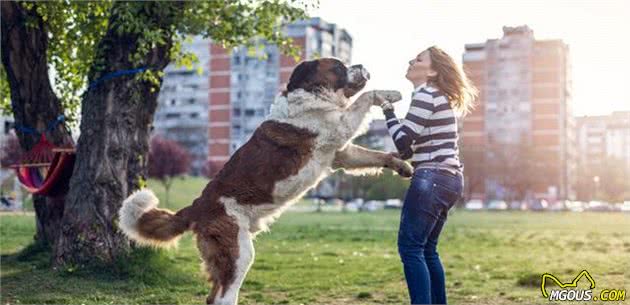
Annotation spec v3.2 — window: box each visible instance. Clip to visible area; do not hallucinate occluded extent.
[190,113,199,118]
[233,109,241,116]
[171,99,176,106]
[166,113,181,119]
[245,109,255,116]
[188,98,195,104]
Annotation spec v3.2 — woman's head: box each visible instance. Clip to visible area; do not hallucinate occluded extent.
[406,46,478,116]
[405,49,436,85]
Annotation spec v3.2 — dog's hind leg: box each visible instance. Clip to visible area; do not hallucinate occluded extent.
[197,235,224,304]
[211,227,254,305]
[196,216,252,305]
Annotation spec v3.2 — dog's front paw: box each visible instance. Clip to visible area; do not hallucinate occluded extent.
[375,90,403,103]
[387,155,414,178]
[371,90,402,106]
[361,90,403,106]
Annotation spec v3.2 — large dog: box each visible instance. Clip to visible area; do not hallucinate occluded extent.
[119,58,413,305]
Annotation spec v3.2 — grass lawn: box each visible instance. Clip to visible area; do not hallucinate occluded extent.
[1,209,629,305]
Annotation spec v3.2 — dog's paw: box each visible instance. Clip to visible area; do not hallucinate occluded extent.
[361,90,403,106]
[375,90,403,103]
[393,159,414,178]
[386,154,413,178]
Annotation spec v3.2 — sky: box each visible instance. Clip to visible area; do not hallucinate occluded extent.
[309,0,630,118]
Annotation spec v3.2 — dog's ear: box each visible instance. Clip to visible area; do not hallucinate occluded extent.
[287,60,319,93]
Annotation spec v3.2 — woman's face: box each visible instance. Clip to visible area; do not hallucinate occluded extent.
[406,50,436,85]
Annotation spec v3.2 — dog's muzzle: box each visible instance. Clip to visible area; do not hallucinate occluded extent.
[344,64,370,97]
[348,64,370,84]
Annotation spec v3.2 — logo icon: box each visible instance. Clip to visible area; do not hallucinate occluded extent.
[541,270,626,302]
[541,270,595,298]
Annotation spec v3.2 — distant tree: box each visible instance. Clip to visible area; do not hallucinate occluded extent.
[575,163,594,201]
[1,134,22,168]
[333,169,407,202]
[460,144,486,203]
[363,170,409,200]
[601,157,630,202]
[576,157,629,202]
[148,136,191,207]
[597,157,629,202]
[486,141,554,202]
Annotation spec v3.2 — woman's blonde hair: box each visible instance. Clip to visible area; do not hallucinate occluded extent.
[426,46,478,116]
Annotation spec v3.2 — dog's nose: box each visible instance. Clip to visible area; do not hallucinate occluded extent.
[363,69,370,80]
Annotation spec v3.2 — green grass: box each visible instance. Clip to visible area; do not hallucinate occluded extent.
[2,210,629,304]
[146,176,210,210]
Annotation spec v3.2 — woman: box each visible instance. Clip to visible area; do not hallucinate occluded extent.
[375,46,477,304]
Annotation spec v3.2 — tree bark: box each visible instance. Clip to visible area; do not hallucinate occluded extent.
[1,2,72,247]
[53,2,184,267]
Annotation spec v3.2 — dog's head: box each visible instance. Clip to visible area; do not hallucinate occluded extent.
[283,58,370,99]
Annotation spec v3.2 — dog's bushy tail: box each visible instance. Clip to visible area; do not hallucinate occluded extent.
[118,188,191,248]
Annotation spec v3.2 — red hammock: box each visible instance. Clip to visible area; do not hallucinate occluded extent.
[12,134,76,196]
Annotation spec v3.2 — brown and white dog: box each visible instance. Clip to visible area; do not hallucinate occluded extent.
[118,58,413,305]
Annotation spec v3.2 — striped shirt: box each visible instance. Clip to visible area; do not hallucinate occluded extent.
[383,83,462,171]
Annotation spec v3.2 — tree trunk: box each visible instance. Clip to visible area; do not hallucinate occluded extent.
[53,2,183,267]
[1,2,72,247]
[33,195,66,245]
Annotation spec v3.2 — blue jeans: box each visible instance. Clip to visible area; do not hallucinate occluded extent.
[398,168,464,305]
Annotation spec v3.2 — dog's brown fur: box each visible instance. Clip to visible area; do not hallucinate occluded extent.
[209,121,318,205]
